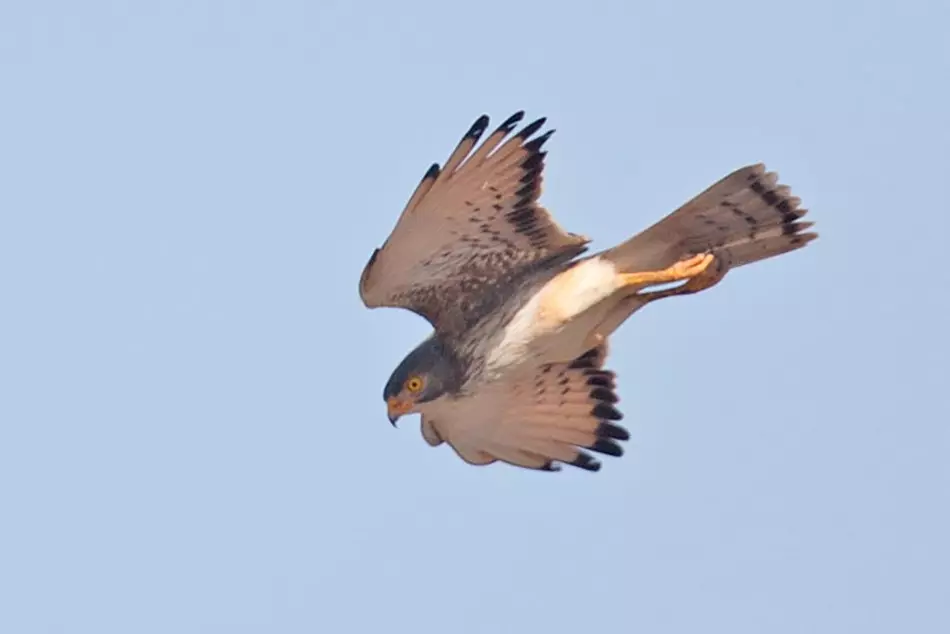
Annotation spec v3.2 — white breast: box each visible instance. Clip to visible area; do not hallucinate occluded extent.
[486,257,621,372]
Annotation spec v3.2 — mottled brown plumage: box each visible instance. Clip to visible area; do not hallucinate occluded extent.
[359,112,589,339]
[360,111,817,473]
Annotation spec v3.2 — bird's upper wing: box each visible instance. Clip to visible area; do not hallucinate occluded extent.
[419,346,630,472]
[359,112,590,336]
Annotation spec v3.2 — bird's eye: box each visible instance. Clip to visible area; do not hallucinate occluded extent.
[405,376,424,393]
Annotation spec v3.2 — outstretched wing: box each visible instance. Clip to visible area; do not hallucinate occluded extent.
[359,111,590,336]
[419,346,630,472]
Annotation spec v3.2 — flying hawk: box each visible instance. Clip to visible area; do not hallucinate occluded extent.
[359,111,816,472]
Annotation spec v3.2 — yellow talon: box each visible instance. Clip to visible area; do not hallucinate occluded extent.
[635,254,728,302]
[618,253,715,289]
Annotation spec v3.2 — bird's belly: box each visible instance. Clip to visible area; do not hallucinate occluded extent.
[485,257,622,371]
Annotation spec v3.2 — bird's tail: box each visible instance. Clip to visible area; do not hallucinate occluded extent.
[601,163,817,274]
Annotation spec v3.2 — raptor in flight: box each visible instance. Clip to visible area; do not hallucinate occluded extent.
[359,111,816,472]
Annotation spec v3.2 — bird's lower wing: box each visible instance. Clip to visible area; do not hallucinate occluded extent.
[420,346,630,472]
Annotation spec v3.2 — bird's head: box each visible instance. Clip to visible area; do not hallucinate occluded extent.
[383,336,460,425]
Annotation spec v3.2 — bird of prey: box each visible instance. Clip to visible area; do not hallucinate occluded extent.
[359,111,817,473]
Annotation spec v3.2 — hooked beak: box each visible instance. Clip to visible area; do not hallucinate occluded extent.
[386,397,412,426]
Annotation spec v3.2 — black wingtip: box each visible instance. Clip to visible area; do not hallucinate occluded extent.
[585,371,613,388]
[517,116,547,140]
[523,129,555,153]
[589,387,619,404]
[423,162,440,180]
[569,451,602,472]
[592,403,623,421]
[589,438,624,458]
[466,114,491,140]
[782,221,812,236]
[597,421,630,442]
[497,110,525,133]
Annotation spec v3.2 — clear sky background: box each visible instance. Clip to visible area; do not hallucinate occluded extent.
[2,1,948,632]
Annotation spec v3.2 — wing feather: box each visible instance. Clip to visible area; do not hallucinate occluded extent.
[419,345,630,472]
[359,112,590,336]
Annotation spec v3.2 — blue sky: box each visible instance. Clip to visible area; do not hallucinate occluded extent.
[2,1,948,632]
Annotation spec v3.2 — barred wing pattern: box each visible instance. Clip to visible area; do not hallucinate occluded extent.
[419,346,630,472]
[359,112,589,337]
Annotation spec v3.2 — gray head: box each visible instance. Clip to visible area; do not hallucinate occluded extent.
[384,335,462,425]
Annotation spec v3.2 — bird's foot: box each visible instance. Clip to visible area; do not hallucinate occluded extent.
[636,255,728,302]
[618,253,715,289]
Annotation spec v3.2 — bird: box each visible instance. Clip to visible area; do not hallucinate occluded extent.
[358,111,817,473]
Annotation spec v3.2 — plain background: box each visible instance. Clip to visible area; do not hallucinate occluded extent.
[2,1,948,632]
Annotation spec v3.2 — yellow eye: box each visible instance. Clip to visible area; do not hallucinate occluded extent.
[405,376,424,393]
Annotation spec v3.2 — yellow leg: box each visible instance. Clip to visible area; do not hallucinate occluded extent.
[636,255,727,302]
[618,253,715,289]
